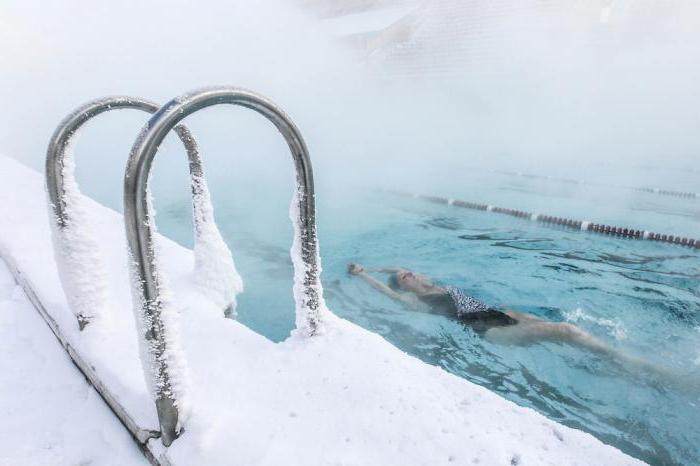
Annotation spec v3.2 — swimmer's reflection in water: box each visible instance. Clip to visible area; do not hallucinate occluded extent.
[347,263,678,380]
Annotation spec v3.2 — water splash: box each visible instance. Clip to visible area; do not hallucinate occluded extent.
[564,307,627,341]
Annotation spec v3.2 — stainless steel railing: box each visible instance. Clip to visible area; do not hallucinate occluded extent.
[123,86,326,446]
[45,95,236,329]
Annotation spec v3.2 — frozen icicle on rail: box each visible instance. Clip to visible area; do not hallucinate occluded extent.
[124,86,327,446]
[46,135,110,329]
[46,96,241,330]
[289,188,327,336]
[191,171,243,314]
[177,127,243,314]
[125,181,190,446]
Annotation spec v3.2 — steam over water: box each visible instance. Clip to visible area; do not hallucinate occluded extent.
[1,1,699,465]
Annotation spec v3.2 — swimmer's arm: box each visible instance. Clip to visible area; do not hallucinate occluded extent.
[355,271,408,301]
[347,263,403,274]
[354,271,424,310]
[364,266,403,273]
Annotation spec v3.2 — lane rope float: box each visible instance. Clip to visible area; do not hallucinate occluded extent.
[390,190,700,249]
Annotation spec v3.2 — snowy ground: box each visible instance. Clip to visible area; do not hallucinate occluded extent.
[0,155,645,465]
[0,260,147,466]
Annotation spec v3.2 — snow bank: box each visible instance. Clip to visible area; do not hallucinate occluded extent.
[0,260,147,466]
[0,155,645,466]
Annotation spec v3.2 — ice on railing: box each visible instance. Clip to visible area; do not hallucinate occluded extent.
[289,191,327,336]
[127,186,191,427]
[47,137,110,329]
[190,172,243,316]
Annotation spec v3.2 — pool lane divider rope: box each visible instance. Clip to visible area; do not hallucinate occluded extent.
[387,190,700,249]
[494,170,699,200]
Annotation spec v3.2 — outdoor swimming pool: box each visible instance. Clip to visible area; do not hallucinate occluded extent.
[88,154,699,465]
[318,192,699,466]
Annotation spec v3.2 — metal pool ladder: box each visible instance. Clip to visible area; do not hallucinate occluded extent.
[40,87,326,452]
[123,87,326,444]
[45,95,226,329]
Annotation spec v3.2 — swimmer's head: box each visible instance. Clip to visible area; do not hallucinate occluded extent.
[389,269,432,293]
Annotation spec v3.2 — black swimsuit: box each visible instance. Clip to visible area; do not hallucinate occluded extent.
[420,286,517,335]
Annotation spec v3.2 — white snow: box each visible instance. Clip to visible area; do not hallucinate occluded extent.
[0,155,646,466]
[0,260,147,466]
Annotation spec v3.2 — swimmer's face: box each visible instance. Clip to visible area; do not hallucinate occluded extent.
[396,270,431,292]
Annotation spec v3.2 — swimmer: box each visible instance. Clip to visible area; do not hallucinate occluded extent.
[347,263,672,378]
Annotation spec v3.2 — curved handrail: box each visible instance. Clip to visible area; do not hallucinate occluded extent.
[123,86,326,446]
[46,96,241,330]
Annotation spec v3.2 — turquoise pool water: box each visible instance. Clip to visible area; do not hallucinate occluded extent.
[318,193,699,466]
[108,157,700,465]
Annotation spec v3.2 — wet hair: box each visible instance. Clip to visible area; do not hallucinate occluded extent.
[387,273,401,290]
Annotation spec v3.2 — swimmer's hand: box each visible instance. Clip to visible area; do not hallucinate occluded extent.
[347,263,364,275]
